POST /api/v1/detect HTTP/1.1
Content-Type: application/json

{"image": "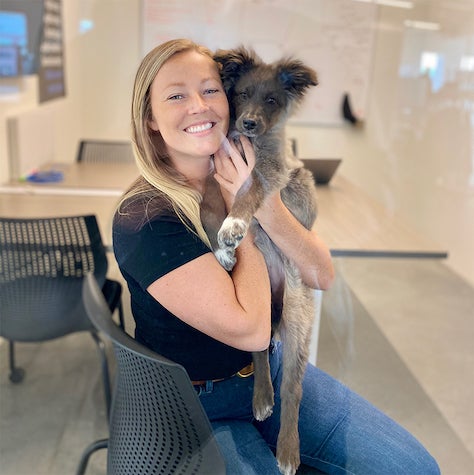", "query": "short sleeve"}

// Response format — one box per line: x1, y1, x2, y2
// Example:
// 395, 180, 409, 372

113, 213, 211, 290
